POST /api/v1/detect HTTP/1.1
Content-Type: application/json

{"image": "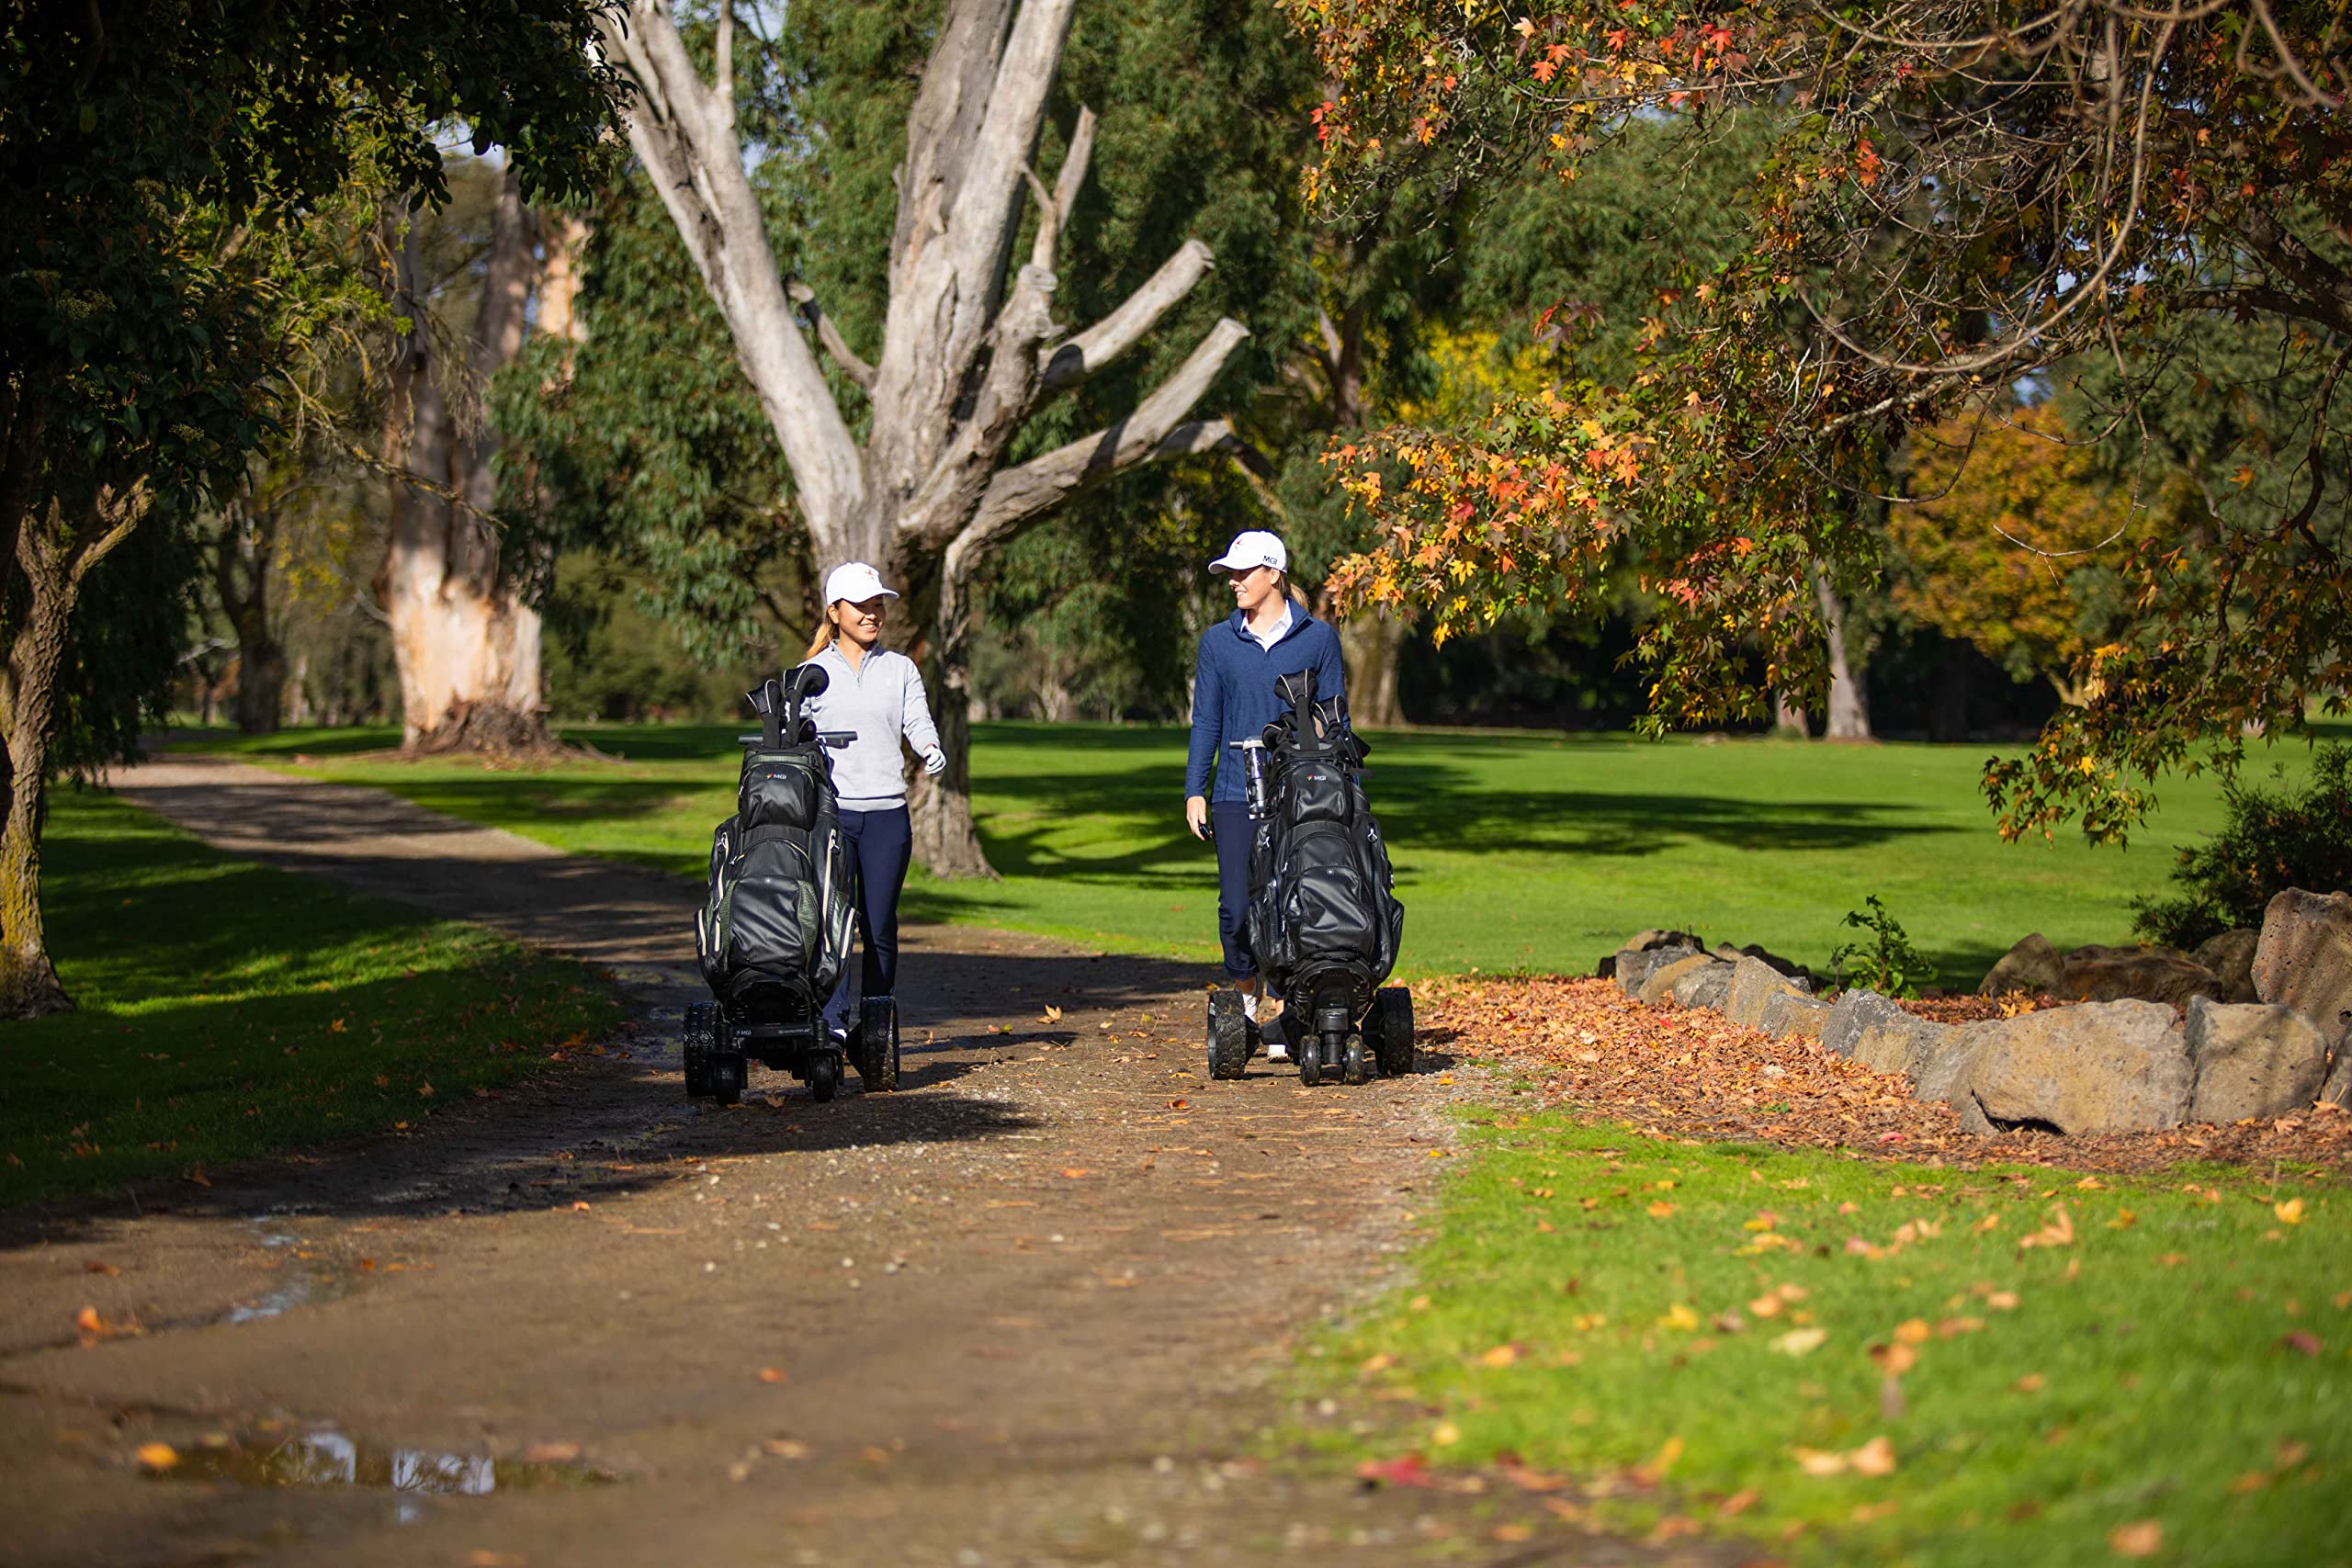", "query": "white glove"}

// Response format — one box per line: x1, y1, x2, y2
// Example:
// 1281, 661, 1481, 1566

922, 745, 947, 777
